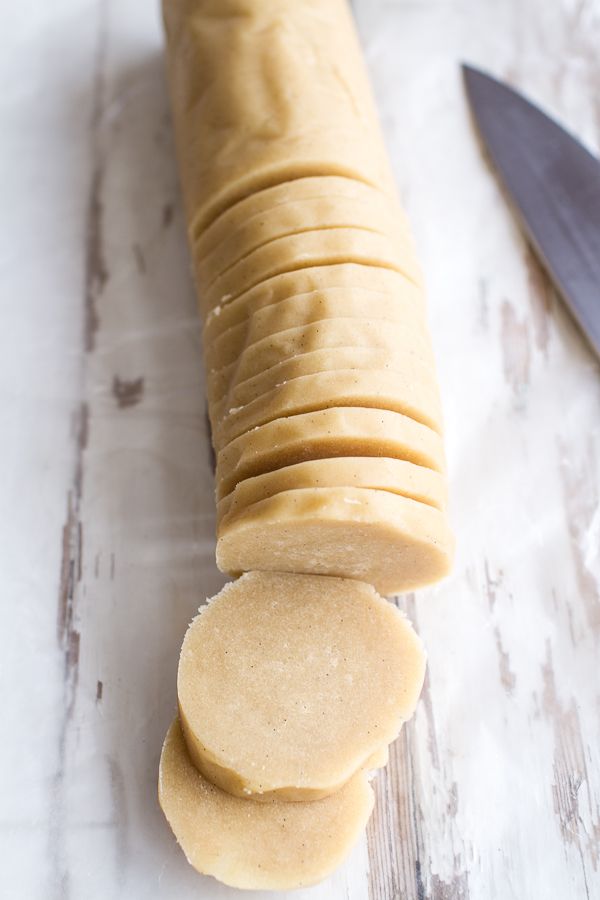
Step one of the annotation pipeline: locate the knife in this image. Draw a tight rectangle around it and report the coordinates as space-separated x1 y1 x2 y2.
462 64 600 361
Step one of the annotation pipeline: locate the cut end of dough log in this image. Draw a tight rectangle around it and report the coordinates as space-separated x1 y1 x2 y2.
159 717 374 890
177 572 427 800
216 488 454 595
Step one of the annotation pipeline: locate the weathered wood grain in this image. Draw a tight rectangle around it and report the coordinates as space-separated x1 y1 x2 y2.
1 1 599 898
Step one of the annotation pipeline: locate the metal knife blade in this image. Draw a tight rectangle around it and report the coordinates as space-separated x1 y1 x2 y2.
462 64 600 361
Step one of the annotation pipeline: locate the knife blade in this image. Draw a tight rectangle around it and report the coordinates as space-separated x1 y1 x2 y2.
462 64 600 361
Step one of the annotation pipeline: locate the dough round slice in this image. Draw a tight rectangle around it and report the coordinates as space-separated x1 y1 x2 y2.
199 228 421 315
205 290 428 371
192 175 410 258
213 369 443 449
216 488 454 595
204 264 423 340
218 457 447 522
177 572 426 801
159 718 374 891
212 347 431 410
208 317 434 394
215 407 446 499
195 193 413 288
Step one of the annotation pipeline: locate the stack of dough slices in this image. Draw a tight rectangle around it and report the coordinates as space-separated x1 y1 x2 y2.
160 0 454 889
160 572 427 891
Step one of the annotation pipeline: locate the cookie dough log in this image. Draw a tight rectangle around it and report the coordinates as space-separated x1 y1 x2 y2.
162 0 397 238
207 317 435 401
192 175 412 268
204 265 424 346
201 228 421 317
159 718 374 890
212 369 444 450
216 489 454 595
217 457 447 523
215 407 446 499
177 572 426 800
194 179 415 289
205 284 425 373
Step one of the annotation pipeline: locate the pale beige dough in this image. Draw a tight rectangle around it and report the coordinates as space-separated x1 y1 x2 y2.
199 228 421 316
217 457 447 523
368 745 389 770
207 317 434 395
195 192 414 289
205 291 428 372
215 407 446 499
161 0 449 884
217 488 454 595
212 369 443 449
159 718 374 890
177 572 426 800
204 286 425 373
204 265 423 341
163 0 396 233
192 175 410 260
211 347 432 411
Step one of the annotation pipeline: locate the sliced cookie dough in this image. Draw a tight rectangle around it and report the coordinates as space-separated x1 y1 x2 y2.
204 285 425 372
211 347 432 411
212 369 444 449
207 317 434 393
177 572 426 800
215 407 446 499
199 228 421 315
195 192 413 288
217 457 447 523
191 174 410 259
204 264 423 341
159 718 374 890
216 488 454 595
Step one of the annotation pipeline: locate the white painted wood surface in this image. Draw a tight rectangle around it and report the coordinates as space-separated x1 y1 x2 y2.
1 1 599 897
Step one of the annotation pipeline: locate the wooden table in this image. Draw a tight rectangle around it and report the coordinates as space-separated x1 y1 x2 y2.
2 1 599 897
